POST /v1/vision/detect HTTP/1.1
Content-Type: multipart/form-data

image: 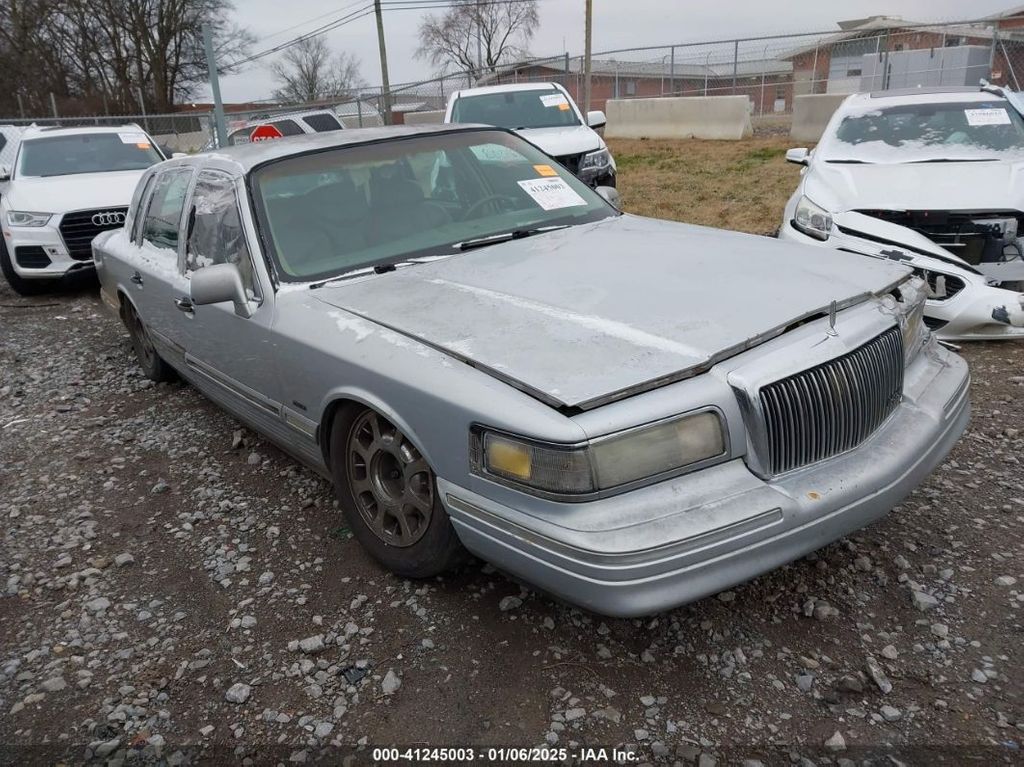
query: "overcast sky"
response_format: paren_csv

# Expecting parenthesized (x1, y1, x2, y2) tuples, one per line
(199, 0, 1014, 103)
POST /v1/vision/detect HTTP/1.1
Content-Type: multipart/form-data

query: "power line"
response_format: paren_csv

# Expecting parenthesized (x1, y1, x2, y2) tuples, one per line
(254, 0, 372, 44)
(226, 4, 375, 68)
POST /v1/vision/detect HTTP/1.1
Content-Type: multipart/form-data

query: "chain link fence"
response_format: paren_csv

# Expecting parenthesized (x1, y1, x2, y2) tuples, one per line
(3, 17, 1020, 148)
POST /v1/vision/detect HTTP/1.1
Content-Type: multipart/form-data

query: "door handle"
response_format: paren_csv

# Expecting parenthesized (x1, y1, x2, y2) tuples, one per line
(174, 296, 194, 313)
(130, 271, 144, 286)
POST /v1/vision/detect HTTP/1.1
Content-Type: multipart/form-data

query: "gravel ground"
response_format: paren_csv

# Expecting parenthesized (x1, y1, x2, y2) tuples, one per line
(1, 275, 1023, 766)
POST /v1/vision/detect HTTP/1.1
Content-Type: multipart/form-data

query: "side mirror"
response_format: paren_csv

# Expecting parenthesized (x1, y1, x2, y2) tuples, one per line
(595, 185, 620, 209)
(190, 263, 253, 318)
(0, 165, 10, 181)
(785, 147, 810, 165)
(587, 110, 607, 130)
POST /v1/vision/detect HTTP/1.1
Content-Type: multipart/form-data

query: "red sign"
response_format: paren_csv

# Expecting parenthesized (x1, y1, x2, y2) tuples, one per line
(249, 124, 283, 143)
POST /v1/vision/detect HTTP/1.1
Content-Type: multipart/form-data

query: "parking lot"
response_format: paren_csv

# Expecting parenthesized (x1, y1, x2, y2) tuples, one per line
(2, 138, 1023, 764)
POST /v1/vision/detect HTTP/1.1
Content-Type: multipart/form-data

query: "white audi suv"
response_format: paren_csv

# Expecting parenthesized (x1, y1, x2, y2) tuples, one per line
(0, 124, 166, 295)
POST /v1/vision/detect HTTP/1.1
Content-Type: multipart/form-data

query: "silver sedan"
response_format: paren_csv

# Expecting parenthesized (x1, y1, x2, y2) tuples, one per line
(94, 125, 970, 617)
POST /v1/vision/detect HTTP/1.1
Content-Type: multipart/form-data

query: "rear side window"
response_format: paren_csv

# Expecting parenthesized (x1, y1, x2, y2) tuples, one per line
(142, 169, 192, 252)
(302, 113, 342, 132)
(271, 119, 303, 136)
(186, 171, 257, 296)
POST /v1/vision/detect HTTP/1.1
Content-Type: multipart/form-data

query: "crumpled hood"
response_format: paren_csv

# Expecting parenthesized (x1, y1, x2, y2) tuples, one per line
(805, 159, 1024, 213)
(514, 126, 603, 158)
(5, 170, 146, 213)
(313, 216, 909, 409)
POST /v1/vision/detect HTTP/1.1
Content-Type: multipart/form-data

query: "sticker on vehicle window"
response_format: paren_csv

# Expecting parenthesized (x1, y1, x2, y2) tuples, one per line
(540, 93, 569, 108)
(118, 131, 148, 144)
(470, 144, 524, 163)
(517, 177, 588, 211)
(533, 164, 558, 177)
(965, 108, 1011, 126)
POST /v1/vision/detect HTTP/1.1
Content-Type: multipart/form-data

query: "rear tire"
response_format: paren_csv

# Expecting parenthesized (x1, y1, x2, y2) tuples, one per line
(123, 299, 175, 382)
(0, 238, 49, 296)
(330, 405, 466, 578)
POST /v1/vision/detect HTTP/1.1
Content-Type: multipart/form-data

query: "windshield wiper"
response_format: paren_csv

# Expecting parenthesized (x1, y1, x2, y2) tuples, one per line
(825, 159, 872, 164)
(456, 225, 571, 252)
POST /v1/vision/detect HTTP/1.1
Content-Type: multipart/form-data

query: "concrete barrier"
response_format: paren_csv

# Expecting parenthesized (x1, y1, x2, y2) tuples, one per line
(604, 97, 752, 140)
(403, 110, 445, 126)
(790, 94, 849, 143)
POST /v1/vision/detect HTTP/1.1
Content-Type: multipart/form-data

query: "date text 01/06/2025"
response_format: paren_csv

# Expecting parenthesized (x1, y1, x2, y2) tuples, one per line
(372, 746, 640, 762)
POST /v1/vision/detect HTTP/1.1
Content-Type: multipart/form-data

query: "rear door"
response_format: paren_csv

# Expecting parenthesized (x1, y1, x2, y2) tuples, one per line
(132, 166, 193, 368)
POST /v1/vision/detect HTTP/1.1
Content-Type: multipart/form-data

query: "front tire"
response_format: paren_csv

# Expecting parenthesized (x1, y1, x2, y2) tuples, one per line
(330, 406, 466, 578)
(0, 238, 48, 296)
(123, 300, 175, 382)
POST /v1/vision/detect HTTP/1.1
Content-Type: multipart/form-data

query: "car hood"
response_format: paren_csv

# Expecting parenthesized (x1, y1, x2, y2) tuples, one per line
(805, 159, 1024, 213)
(514, 126, 602, 158)
(312, 216, 909, 410)
(5, 170, 147, 213)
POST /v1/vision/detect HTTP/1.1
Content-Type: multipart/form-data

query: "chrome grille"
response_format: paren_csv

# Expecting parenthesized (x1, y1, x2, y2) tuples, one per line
(759, 327, 904, 475)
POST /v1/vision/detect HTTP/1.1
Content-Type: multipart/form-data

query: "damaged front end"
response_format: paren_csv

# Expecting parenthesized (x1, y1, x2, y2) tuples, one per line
(826, 210, 1024, 341)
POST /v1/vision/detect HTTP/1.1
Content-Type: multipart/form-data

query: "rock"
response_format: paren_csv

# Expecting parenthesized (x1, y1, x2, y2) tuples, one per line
(246, 452, 262, 465)
(795, 672, 814, 692)
(382, 669, 401, 695)
(114, 552, 135, 567)
(971, 669, 988, 684)
(634, 728, 649, 740)
(231, 429, 244, 449)
(85, 597, 111, 613)
(911, 590, 939, 612)
(564, 707, 586, 721)
(836, 674, 864, 694)
(824, 731, 846, 751)
(854, 555, 872, 572)
(995, 575, 1017, 586)
(880, 705, 902, 722)
(881, 644, 899, 660)
(151, 480, 170, 494)
(298, 635, 324, 654)
(931, 623, 949, 638)
(313, 722, 333, 739)
(591, 707, 621, 724)
(865, 656, 893, 694)
(225, 683, 251, 704)
(40, 676, 66, 692)
(717, 590, 736, 603)
(894, 554, 911, 570)
(498, 596, 522, 611)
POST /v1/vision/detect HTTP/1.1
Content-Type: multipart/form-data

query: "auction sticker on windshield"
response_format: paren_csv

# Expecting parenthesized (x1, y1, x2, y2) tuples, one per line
(118, 131, 149, 146)
(517, 177, 587, 210)
(540, 93, 569, 109)
(965, 108, 1011, 127)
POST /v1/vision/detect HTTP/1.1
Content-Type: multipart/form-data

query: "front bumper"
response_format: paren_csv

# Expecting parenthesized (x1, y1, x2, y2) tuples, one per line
(2, 226, 93, 280)
(779, 221, 1024, 341)
(441, 344, 970, 617)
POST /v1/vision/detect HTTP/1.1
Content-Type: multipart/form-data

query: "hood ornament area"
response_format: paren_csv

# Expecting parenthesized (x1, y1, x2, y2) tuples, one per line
(826, 300, 838, 337)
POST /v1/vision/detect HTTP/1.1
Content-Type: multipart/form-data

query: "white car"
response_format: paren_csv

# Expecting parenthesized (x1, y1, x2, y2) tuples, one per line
(0, 124, 167, 295)
(444, 82, 616, 188)
(780, 86, 1024, 340)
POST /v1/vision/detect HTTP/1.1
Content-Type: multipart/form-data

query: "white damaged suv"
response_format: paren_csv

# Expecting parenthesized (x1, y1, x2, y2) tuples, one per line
(0, 124, 166, 295)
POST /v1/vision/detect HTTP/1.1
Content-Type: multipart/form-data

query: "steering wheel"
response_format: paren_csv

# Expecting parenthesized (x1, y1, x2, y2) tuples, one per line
(463, 194, 518, 219)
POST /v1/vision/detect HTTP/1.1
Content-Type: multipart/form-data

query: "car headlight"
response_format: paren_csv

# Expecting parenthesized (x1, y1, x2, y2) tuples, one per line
(578, 148, 612, 172)
(6, 210, 53, 227)
(792, 195, 832, 241)
(471, 410, 726, 498)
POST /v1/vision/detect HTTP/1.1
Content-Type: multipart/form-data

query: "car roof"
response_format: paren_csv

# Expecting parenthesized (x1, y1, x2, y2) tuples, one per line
(19, 124, 148, 139)
(451, 82, 562, 99)
(843, 87, 1005, 108)
(234, 108, 341, 130)
(197, 123, 494, 172)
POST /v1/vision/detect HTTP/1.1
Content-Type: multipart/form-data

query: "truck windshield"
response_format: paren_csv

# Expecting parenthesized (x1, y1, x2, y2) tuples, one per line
(451, 89, 580, 129)
(17, 132, 164, 177)
(251, 129, 615, 282)
(821, 100, 1024, 163)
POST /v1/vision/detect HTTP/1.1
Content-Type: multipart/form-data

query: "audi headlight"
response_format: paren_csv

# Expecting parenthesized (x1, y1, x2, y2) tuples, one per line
(471, 410, 726, 498)
(578, 148, 612, 172)
(792, 195, 833, 241)
(6, 210, 52, 227)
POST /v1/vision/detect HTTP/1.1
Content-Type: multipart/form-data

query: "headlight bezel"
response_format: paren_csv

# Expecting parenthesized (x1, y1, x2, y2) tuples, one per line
(5, 210, 53, 228)
(791, 194, 833, 241)
(470, 406, 730, 502)
(578, 148, 613, 173)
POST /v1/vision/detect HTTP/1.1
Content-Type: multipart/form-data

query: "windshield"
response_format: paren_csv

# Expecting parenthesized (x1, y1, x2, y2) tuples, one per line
(251, 129, 615, 282)
(820, 99, 1024, 163)
(17, 131, 163, 177)
(450, 89, 580, 129)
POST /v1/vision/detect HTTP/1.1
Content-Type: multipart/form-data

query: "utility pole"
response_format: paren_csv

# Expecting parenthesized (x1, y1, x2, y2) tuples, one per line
(375, 0, 392, 125)
(203, 24, 228, 148)
(582, 0, 593, 113)
(476, 0, 483, 79)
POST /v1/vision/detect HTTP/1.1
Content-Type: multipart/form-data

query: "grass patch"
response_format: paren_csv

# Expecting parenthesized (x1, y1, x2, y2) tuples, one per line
(609, 137, 803, 236)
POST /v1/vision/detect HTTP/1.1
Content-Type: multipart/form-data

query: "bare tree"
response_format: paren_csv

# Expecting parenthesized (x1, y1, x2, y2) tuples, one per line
(416, 0, 538, 76)
(270, 37, 364, 103)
